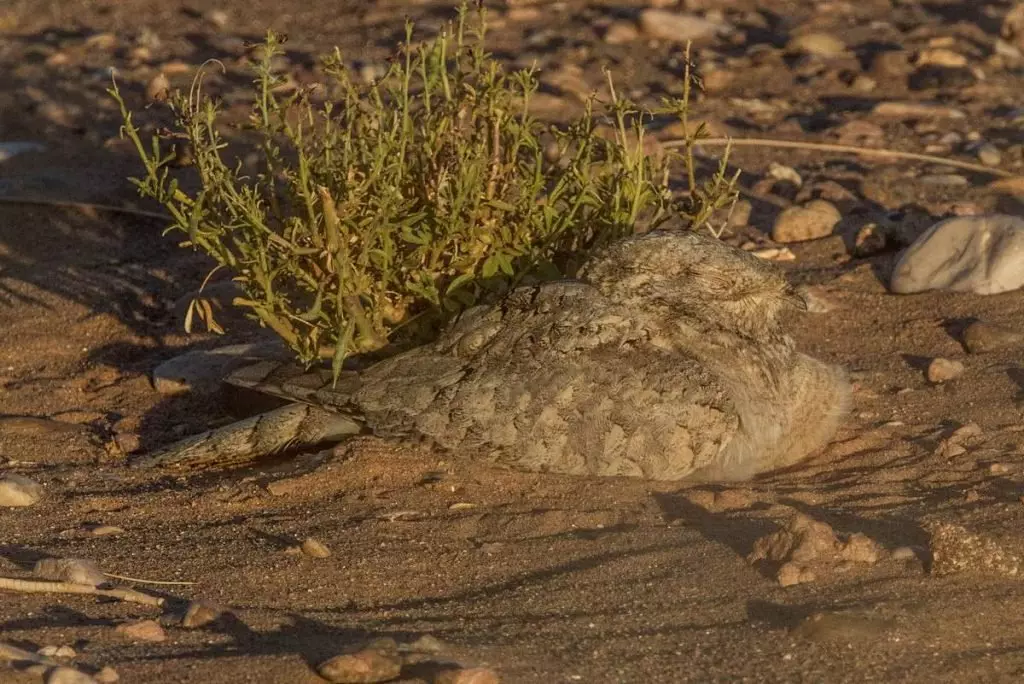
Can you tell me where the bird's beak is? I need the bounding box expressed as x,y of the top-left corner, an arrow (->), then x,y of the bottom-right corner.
787,285 -> 810,311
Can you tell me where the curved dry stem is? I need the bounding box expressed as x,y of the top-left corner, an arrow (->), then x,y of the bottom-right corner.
0,576 -> 165,607
668,137 -> 1015,178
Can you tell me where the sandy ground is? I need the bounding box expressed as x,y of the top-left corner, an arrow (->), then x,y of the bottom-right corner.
2,0 -> 1024,681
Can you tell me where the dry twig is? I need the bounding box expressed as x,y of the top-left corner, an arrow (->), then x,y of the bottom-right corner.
0,576 -> 164,607
672,137 -> 1015,178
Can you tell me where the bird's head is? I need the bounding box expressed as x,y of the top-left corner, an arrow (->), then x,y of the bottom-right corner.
577,230 -> 808,339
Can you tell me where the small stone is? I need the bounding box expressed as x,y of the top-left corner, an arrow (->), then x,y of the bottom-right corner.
989,462 -> 1012,475
318,649 -> 403,683
45,667 -> 97,684
34,558 -> 106,587
182,600 -> 223,628
890,546 -> 918,562
86,524 -> 125,537
851,74 -> 877,92
603,21 -> 639,45
872,101 -> 965,119
403,634 -> 446,654
434,667 -> 501,684
834,120 -> 885,146
84,32 -> 117,50
38,645 -> 77,658
301,537 -> 332,558
638,10 -> 723,44
962,321 -> 1023,353
977,143 -> 1002,167
205,9 -> 229,28
1002,2 -> 1024,52
776,561 -> 815,587
853,223 -> 888,256
926,358 -> 965,383
145,72 -> 169,103
0,474 -> 43,507
870,50 -> 912,80
787,32 -> 846,58
767,162 -> 802,187
94,667 -> 120,683
916,48 -> 967,68
751,247 -> 796,261
115,619 -> 167,642
800,287 -> 835,313
771,200 -> 841,243
890,215 -> 1024,295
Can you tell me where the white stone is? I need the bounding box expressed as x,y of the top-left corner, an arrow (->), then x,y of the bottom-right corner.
0,474 -> 43,507
890,214 -> 1024,295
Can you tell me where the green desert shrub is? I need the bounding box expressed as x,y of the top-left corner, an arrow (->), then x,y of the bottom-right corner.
111,2 -> 738,378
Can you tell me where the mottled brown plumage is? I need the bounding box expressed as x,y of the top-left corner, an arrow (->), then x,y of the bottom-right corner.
136,230 -> 850,481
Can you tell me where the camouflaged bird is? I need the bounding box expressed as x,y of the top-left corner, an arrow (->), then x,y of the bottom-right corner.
135,230 -> 851,481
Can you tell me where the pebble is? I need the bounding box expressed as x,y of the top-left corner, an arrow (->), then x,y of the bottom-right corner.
833,120 -> 885,146
38,645 -> 77,658
603,21 -> 639,45
115,619 -> 167,642
34,558 -> 106,586
890,214 -> 1024,295
46,667 -> 97,684
853,223 -> 888,256
870,49 -> 912,80
638,10 -> 723,44
403,634 -> 446,654
976,143 -> 1002,166
301,537 -> 332,558
751,247 -> 796,261
205,9 -> 229,29
94,667 -> 120,683
145,72 -> 169,103
771,200 -> 841,243
890,546 -> 918,562
962,321 -> 1023,354
767,162 -> 802,187
786,32 -> 846,58
435,668 -> 502,684
926,358 -> 964,383
182,600 -> 223,628
871,101 -> 965,119
916,48 -> 967,68
317,649 -> 403,683
0,473 -> 43,507
1003,2 -> 1024,52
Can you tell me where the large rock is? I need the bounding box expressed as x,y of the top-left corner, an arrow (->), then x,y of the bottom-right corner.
889,214 -> 1024,295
